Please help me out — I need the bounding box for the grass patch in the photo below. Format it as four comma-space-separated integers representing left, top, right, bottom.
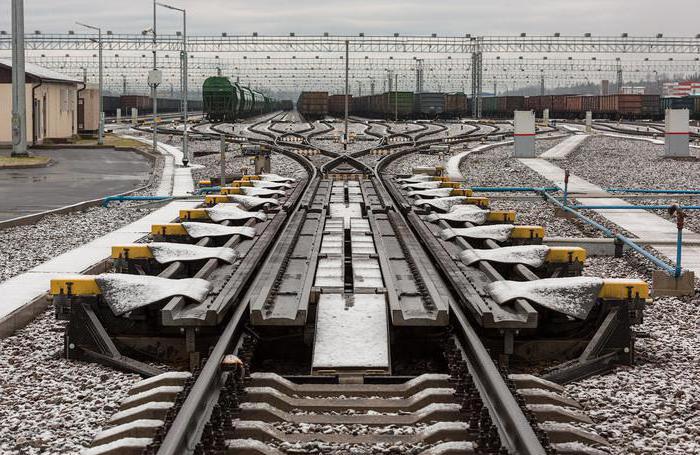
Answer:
0, 156, 51, 168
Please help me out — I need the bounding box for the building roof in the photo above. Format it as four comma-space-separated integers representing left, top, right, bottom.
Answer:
0, 58, 82, 84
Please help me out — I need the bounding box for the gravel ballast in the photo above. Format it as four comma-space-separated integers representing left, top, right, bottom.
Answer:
567, 253, 700, 455
561, 135, 700, 190
0, 306, 140, 454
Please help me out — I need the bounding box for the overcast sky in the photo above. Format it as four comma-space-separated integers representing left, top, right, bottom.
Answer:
1, 0, 698, 36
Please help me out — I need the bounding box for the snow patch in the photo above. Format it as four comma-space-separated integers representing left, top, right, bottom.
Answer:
240, 187, 287, 198
414, 196, 469, 212
95, 273, 212, 316
441, 224, 515, 242
426, 205, 489, 225
260, 173, 295, 183
400, 181, 442, 190
148, 242, 237, 264
407, 188, 455, 199
229, 194, 280, 210
486, 276, 604, 320
251, 179, 292, 189
396, 174, 435, 184
460, 245, 550, 267
206, 204, 267, 223
312, 294, 389, 369
181, 222, 257, 239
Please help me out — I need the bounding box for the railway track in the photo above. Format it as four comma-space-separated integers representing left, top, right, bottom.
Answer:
63, 116, 642, 455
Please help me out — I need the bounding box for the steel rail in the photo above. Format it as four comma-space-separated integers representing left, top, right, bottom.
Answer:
155, 117, 319, 455
370, 127, 547, 455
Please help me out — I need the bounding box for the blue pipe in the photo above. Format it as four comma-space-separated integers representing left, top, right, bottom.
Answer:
102, 196, 173, 207
469, 186, 560, 193
676, 227, 683, 278
573, 205, 700, 210
541, 191, 677, 275
606, 188, 700, 195
197, 186, 222, 194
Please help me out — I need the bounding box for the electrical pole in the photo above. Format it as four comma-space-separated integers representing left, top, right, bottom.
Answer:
11, 0, 28, 157
395, 72, 398, 122
540, 71, 545, 97
77, 21, 103, 145
344, 40, 349, 151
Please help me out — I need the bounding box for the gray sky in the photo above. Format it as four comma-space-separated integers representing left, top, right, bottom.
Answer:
1, 0, 699, 36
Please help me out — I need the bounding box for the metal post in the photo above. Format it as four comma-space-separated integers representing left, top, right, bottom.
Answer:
394, 73, 398, 122
675, 211, 684, 278
98, 28, 104, 145
344, 40, 349, 151
563, 170, 570, 206
540, 71, 545, 97
11, 0, 28, 157
152, 0, 158, 156
182, 9, 188, 166
77, 21, 103, 145
220, 134, 227, 187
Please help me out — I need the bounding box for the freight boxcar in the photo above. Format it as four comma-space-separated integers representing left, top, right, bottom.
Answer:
297, 91, 329, 119
565, 96, 584, 118
581, 96, 600, 116
328, 94, 352, 116
382, 92, 414, 118
600, 95, 661, 119
551, 95, 570, 116
121, 95, 152, 115
102, 95, 121, 117
481, 97, 498, 117
414, 92, 445, 117
444, 93, 468, 117
523, 96, 542, 114
662, 96, 695, 111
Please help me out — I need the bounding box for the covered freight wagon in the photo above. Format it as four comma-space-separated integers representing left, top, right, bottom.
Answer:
203, 77, 243, 122
203, 76, 276, 121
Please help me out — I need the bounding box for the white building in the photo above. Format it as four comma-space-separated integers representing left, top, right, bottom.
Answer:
0, 59, 82, 145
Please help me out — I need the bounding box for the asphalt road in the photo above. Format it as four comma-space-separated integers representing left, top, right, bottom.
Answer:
0, 148, 151, 222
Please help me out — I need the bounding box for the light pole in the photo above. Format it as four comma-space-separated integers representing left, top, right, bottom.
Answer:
76, 21, 104, 145
11, 0, 28, 157
156, 2, 188, 166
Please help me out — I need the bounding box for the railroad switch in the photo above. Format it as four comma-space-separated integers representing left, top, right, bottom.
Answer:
179, 209, 211, 221
486, 210, 517, 224
508, 225, 545, 245
542, 247, 586, 278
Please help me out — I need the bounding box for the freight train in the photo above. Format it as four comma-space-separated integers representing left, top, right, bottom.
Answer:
303, 90, 700, 121
102, 95, 204, 117
203, 77, 283, 122
481, 94, 700, 120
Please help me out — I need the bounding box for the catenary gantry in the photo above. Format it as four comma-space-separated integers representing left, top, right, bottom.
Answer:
1, 34, 699, 53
